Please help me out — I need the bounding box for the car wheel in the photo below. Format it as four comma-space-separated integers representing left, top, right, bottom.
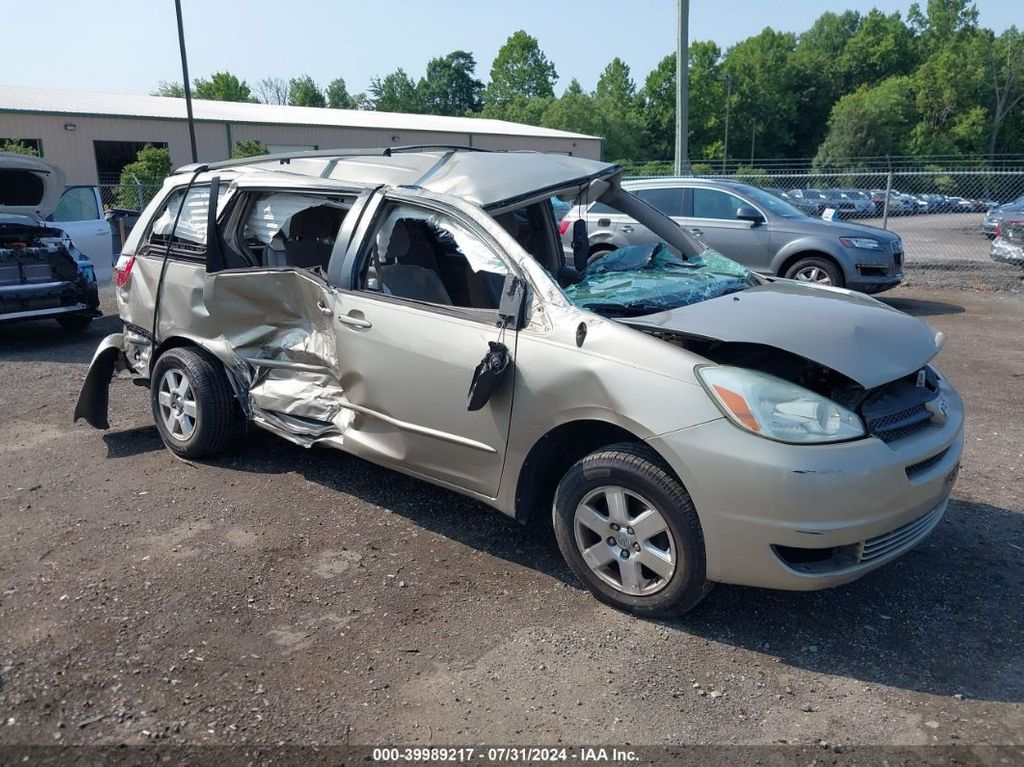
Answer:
587, 244, 616, 263
784, 256, 843, 287
553, 442, 711, 617
56, 314, 93, 330
150, 347, 243, 459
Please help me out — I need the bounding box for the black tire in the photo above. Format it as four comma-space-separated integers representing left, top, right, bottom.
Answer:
552, 442, 711, 617
150, 347, 243, 459
783, 256, 844, 288
587, 244, 616, 263
56, 314, 93, 330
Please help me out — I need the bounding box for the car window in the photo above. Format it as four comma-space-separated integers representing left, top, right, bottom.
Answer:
238, 191, 350, 270
588, 201, 618, 215
692, 189, 746, 220
634, 187, 684, 217
149, 185, 214, 253
359, 204, 508, 312
50, 187, 100, 222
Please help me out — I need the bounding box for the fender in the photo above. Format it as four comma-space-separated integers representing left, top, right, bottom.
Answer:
769, 236, 846, 276
73, 333, 126, 429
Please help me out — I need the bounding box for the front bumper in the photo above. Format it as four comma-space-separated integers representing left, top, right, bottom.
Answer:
0, 280, 100, 322
648, 379, 964, 591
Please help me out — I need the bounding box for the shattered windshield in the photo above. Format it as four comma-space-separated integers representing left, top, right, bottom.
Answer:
563, 242, 756, 318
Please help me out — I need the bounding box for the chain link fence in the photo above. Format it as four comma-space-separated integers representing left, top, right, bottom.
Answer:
619, 163, 1024, 292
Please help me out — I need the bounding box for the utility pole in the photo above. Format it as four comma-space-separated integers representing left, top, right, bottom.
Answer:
750, 122, 756, 165
722, 73, 732, 172
175, 0, 198, 163
674, 0, 689, 176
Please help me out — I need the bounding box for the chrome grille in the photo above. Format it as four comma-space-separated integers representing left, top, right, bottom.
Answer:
859, 503, 945, 563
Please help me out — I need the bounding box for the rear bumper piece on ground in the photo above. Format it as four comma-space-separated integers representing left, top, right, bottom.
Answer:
74, 333, 126, 429
648, 379, 964, 591
0, 280, 100, 322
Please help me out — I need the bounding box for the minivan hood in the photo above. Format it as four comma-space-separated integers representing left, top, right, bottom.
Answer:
627, 282, 939, 389
0, 152, 65, 218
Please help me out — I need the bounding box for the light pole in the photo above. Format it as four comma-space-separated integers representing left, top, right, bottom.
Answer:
174, 0, 198, 163
750, 121, 757, 165
674, 0, 689, 175
721, 73, 732, 172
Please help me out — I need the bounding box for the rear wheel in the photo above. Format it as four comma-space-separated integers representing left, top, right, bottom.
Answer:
56, 314, 93, 330
553, 443, 710, 617
150, 347, 243, 459
784, 256, 843, 287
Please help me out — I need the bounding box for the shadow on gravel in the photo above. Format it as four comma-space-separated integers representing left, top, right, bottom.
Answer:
671, 498, 1024, 703
195, 429, 1023, 703
0, 314, 119, 364
880, 296, 965, 317
208, 430, 570, 582
103, 425, 164, 458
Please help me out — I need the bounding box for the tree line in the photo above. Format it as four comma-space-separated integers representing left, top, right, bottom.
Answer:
152, 0, 1021, 168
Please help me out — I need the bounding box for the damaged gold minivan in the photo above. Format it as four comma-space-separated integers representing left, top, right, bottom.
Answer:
76, 147, 963, 616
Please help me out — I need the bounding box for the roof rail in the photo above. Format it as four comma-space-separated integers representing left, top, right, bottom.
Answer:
172, 144, 491, 176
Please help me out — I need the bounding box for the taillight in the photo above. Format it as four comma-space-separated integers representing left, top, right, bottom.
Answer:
994, 223, 1002, 237
558, 219, 572, 236
114, 254, 135, 288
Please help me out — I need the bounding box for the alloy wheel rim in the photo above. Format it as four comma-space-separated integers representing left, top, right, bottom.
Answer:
794, 266, 833, 285
157, 369, 197, 442
573, 485, 676, 596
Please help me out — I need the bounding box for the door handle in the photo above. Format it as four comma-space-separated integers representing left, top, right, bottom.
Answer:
620, 225, 634, 233
688, 228, 704, 237
316, 300, 333, 317
337, 312, 372, 329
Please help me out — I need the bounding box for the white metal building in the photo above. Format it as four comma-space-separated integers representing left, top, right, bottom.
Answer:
0, 85, 602, 185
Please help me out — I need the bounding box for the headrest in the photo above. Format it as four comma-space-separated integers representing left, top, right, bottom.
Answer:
380, 218, 411, 263
289, 205, 337, 239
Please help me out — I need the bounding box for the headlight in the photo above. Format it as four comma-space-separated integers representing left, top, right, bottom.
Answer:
696, 366, 866, 444
839, 236, 882, 250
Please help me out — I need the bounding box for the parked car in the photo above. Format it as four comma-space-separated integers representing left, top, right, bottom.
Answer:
825, 189, 875, 218
990, 218, 1024, 267
1, 153, 100, 328
982, 198, 1024, 237
563, 178, 904, 293
762, 187, 817, 217
46, 184, 113, 265
75, 147, 962, 617
785, 188, 828, 217
869, 189, 909, 216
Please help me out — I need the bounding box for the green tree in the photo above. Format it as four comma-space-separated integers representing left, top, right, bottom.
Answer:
1, 139, 39, 155
908, 0, 979, 42
910, 34, 989, 155
483, 31, 557, 118
687, 41, 726, 161
637, 53, 676, 161
192, 72, 256, 102
541, 79, 601, 137
722, 28, 801, 159
231, 138, 269, 158
152, 81, 185, 97
838, 10, 917, 90
986, 26, 1024, 159
115, 145, 171, 209
418, 51, 483, 116
288, 75, 326, 107
369, 69, 424, 113
326, 77, 355, 109
814, 76, 918, 167
593, 58, 643, 161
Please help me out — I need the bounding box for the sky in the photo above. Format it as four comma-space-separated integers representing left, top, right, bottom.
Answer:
2, 0, 1018, 98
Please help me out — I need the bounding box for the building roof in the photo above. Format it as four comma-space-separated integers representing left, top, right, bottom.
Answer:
0, 85, 599, 141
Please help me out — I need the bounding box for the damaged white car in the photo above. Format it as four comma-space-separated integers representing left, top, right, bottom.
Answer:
75, 147, 963, 616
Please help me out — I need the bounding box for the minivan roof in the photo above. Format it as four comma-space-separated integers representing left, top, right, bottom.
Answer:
179, 147, 620, 210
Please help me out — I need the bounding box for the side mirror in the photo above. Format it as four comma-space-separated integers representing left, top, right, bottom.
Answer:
736, 206, 764, 224
497, 273, 527, 330
571, 218, 589, 271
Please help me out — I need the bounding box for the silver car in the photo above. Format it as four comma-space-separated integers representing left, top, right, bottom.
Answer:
563, 178, 904, 293
75, 148, 963, 617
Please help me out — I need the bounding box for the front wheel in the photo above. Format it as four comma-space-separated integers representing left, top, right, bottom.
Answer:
784, 256, 843, 287
150, 347, 243, 459
553, 443, 710, 617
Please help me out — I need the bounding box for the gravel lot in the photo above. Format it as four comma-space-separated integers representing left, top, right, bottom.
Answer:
1, 285, 1022, 752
